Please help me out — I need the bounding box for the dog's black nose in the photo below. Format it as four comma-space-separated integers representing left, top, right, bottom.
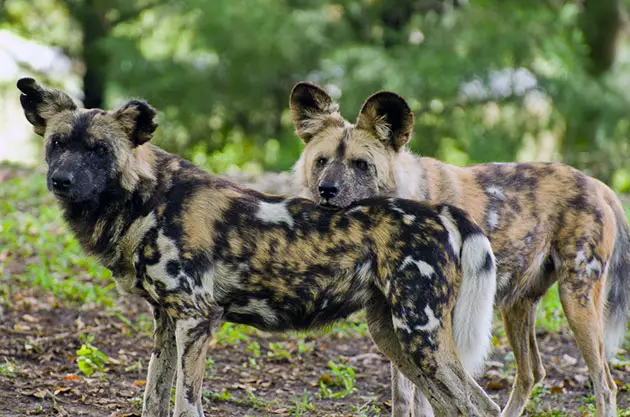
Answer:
51, 171, 75, 191
318, 181, 339, 200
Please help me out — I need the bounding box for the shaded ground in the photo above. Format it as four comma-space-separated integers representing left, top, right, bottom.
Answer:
1, 291, 629, 417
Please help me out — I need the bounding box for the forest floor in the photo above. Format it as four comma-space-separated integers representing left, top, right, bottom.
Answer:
1, 164, 629, 417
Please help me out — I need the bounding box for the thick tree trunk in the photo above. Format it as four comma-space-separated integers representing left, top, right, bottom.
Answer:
580, 0, 620, 77
78, 4, 109, 109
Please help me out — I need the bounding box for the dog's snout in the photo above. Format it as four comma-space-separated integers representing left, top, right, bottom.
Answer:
51, 171, 75, 192
318, 180, 339, 200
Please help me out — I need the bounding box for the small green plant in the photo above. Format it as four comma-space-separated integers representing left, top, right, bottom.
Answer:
246, 341, 261, 357
76, 334, 108, 377
214, 322, 252, 345
204, 389, 233, 402
267, 342, 291, 361
0, 359, 18, 377
291, 389, 314, 416
578, 394, 596, 415
351, 401, 382, 417
318, 359, 356, 399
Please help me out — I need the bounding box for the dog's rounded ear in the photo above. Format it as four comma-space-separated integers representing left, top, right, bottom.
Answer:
17, 77, 77, 137
289, 82, 340, 143
355, 91, 414, 151
114, 99, 158, 147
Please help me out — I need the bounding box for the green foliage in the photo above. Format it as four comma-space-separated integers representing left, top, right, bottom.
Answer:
536, 283, 568, 333
0, 170, 115, 307
4, 0, 630, 179
318, 359, 356, 399
76, 334, 109, 377
291, 389, 315, 417
0, 359, 19, 378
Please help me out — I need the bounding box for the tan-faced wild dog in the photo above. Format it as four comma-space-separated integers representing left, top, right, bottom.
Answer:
17, 77, 502, 417
291, 82, 630, 417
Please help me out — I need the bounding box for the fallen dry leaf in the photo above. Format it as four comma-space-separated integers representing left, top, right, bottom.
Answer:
22, 314, 40, 323
550, 385, 564, 394
486, 379, 505, 390
64, 374, 81, 381
132, 380, 146, 387
54, 386, 72, 395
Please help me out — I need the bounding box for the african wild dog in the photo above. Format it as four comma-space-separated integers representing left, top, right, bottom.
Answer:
291, 82, 630, 417
17, 77, 501, 417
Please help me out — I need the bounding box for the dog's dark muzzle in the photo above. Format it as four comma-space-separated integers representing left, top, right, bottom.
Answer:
50, 170, 76, 198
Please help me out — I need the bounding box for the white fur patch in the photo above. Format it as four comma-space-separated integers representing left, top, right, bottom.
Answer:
438, 207, 462, 257
415, 306, 440, 332
355, 261, 374, 283
498, 272, 512, 290
389, 200, 407, 216
399, 256, 435, 277
453, 233, 497, 377
574, 250, 586, 266
345, 205, 366, 215
586, 258, 602, 278
487, 210, 500, 230
393, 151, 421, 200
146, 233, 181, 291
256, 200, 295, 228
392, 315, 413, 334
486, 186, 505, 200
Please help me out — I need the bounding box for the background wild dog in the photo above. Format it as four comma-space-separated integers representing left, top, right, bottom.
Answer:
17, 77, 501, 417
291, 82, 630, 417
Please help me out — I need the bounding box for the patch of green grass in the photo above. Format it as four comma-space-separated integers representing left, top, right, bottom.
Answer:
536, 283, 568, 333
203, 389, 282, 413
350, 400, 382, 416
329, 312, 369, 338
578, 394, 596, 415
291, 389, 315, 417
214, 322, 258, 345
267, 342, 292, 362
524, 385, 574, 416
0, 170, 115, 307
318, 359, 356, 399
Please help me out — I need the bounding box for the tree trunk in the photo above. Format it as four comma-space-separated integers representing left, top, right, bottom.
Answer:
78, 3, 109, 109
580, 0, 620, 77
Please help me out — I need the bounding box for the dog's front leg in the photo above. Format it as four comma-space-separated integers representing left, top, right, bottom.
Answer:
173, 309, 223, 417
142, 308, 177, 417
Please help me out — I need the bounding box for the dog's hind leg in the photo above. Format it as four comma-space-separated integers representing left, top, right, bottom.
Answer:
173, 309, 223, 417
559, 277, 616, 417
365, 294, 499, 417
143, 308, 178, 417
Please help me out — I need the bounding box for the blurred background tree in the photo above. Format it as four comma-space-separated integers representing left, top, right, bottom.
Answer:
2, 0, 630, 191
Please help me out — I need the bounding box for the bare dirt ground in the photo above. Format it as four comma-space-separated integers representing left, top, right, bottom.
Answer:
0, 291, 629, 417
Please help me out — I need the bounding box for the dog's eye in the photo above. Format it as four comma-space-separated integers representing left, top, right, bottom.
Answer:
51, 138, 63, 150
94, 144, 107, 154
316, 157, 328, 167
352, 159, 369, 171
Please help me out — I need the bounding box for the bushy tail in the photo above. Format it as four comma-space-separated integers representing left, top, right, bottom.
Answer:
446, 207, 498, 377
604, 199, 630, 360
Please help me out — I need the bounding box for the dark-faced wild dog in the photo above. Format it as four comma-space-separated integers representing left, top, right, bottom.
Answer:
17, 77, 501, 417
291, 82, 630, 417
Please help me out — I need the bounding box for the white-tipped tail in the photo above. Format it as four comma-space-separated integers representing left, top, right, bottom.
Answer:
453, 233, 497, 377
